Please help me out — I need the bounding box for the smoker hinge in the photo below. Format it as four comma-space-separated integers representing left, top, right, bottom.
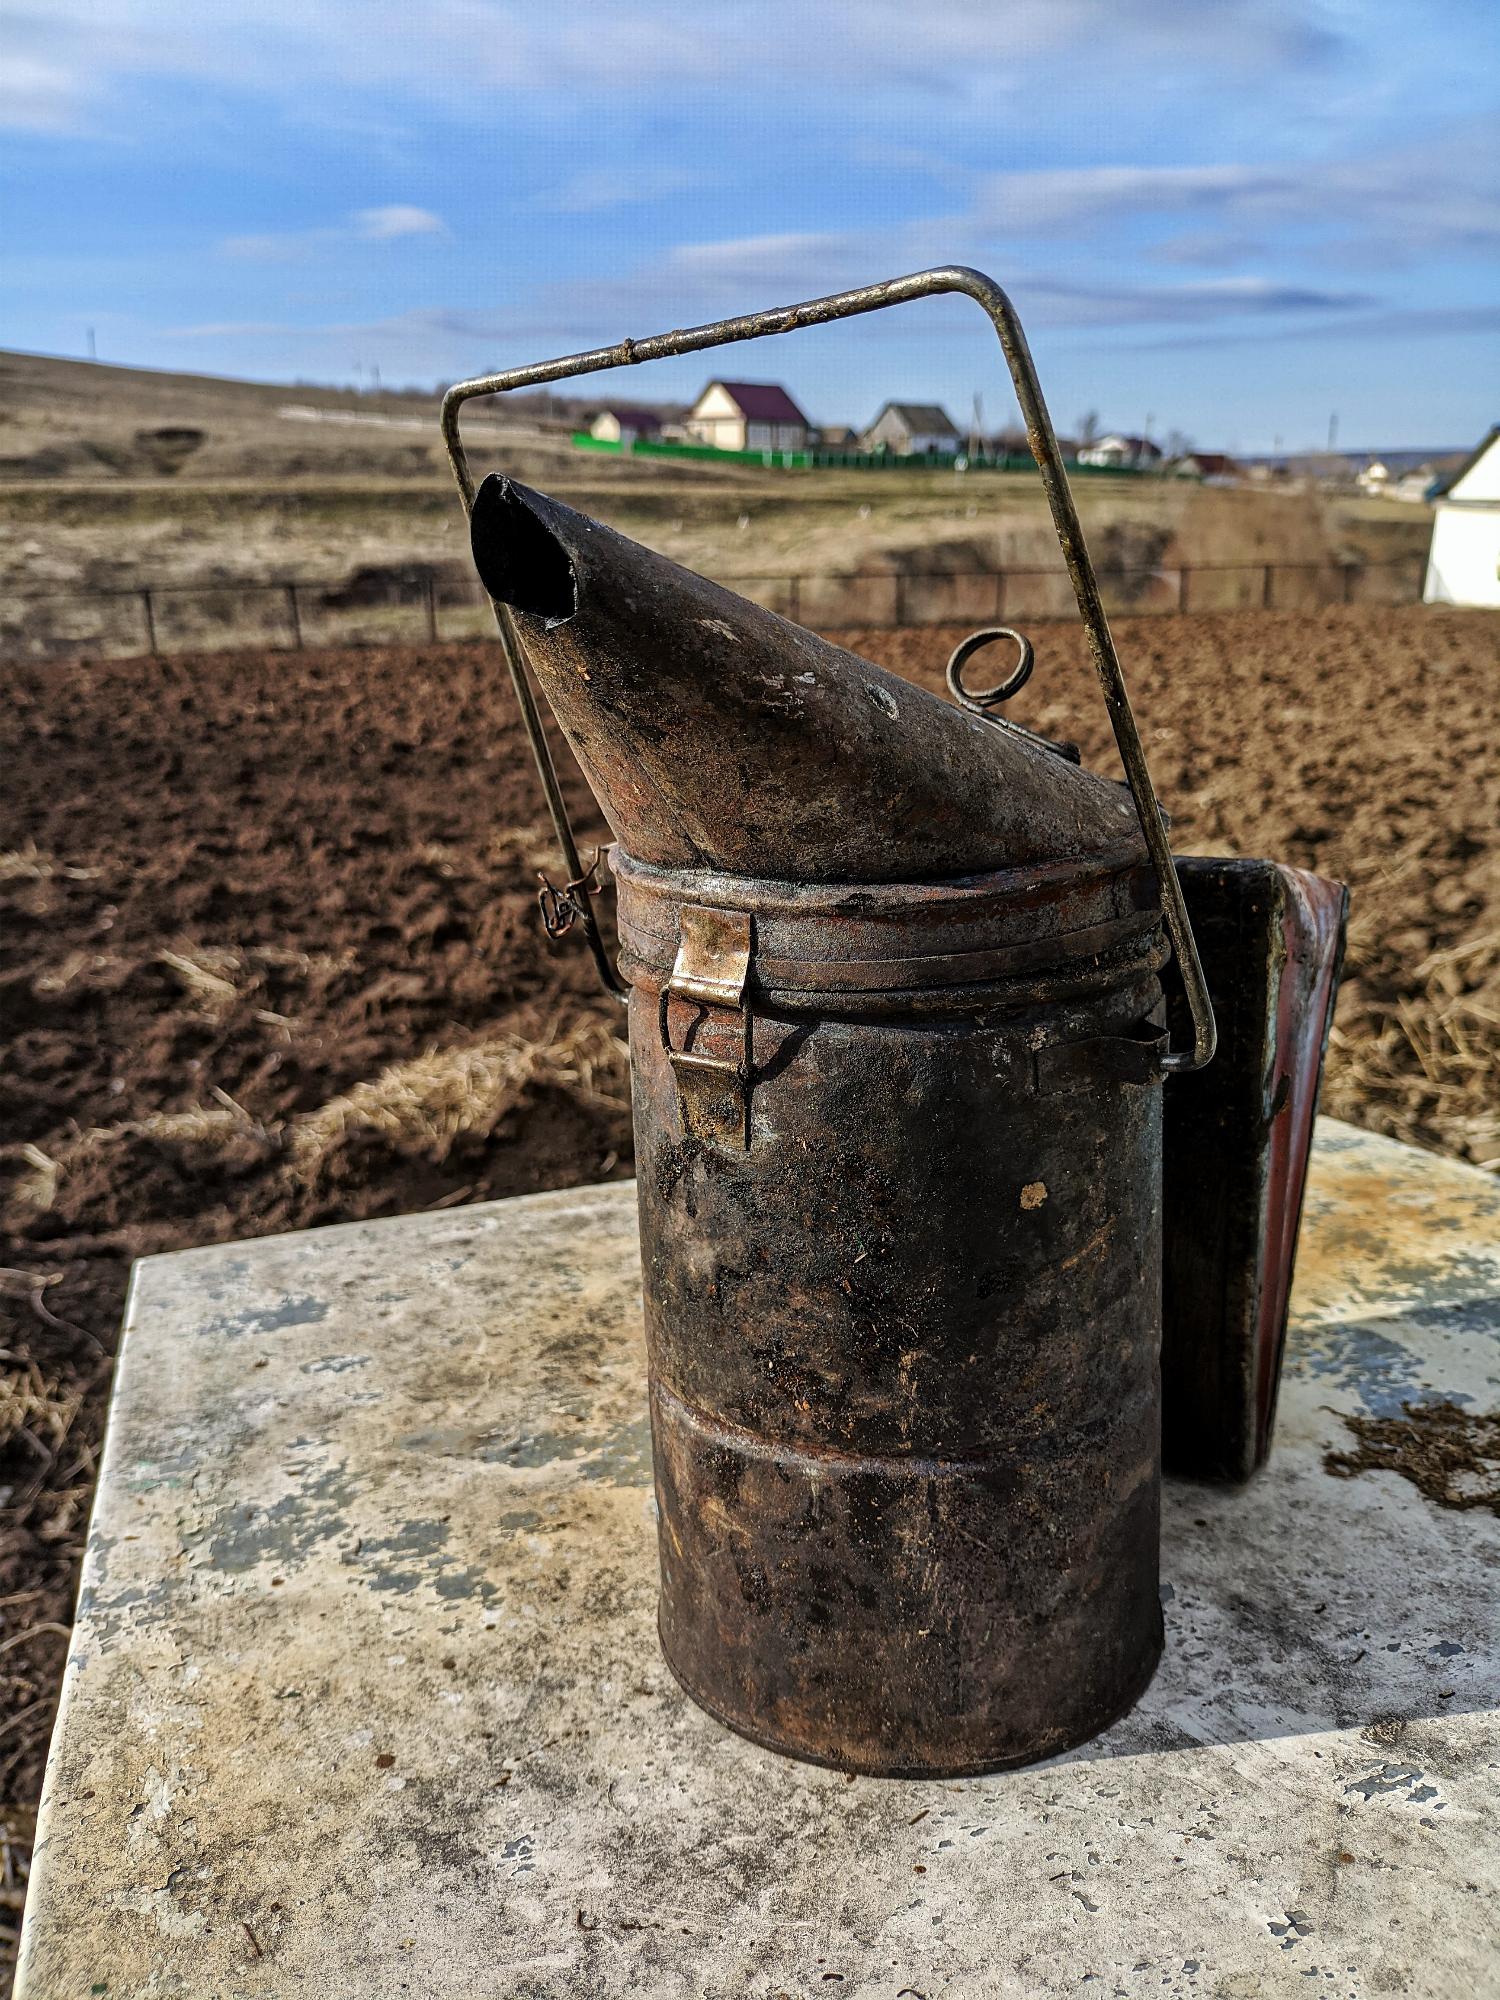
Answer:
659, 904, 753, 1148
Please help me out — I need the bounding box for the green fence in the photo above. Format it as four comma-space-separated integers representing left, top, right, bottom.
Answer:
571, 433, 812, 469
570, 433, 1146, 476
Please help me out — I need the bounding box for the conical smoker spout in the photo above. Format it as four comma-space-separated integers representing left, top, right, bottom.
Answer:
472, 475, 1145, 884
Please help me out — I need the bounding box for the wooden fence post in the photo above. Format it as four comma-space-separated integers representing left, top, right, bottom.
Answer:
1263, 565, 1274, 610
285, 584, 303, 650
1178, 568, 1190, 614
424, 570, 439, 642
140, 589, 159, 656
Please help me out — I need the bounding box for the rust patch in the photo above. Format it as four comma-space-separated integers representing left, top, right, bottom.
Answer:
1324, 1399, 1500, 1514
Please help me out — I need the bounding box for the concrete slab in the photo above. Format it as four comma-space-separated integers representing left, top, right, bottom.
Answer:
17, 1119, 1500, 1999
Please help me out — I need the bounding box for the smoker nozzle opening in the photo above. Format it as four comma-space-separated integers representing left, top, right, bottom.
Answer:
471, 475, 578, 628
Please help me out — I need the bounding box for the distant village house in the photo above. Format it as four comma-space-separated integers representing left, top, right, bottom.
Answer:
861, 402, 962, 457
1168, 452, 1241, 484
686, 381, 810, 453
589, 405, 664, 447
1357, 457, 1391, 495
1424, 426, 1500, 607
1359, 456, 1438, 504
1077, 433, 1163, 469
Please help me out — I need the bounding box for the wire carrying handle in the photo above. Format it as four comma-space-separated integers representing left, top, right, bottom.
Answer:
440, 265, 1216, 1072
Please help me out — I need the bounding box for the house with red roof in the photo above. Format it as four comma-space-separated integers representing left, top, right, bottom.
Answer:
589, 404, 665, 447
686, 380, 811, 453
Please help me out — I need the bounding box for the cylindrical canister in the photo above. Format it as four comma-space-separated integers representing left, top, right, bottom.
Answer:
467, 475, 1177, 1775
616, 845, 1168, 1776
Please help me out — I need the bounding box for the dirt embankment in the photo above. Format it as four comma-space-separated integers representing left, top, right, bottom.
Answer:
1, 604, 1496, 1960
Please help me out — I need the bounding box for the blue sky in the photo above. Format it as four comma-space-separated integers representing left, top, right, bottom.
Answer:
4, 0, 1497, 450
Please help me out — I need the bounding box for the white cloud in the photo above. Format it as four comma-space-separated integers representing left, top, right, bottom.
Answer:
405, 228, 1373, 350
536, 166, 709, 215
0, 0, 1344, 136
975, 166, 1295, 236
0, 52, 86, 132
220, 207, 446, 261
164, 319, 291, 337
971, 148, 1500, 262
1132, 301, 1500, 351
355, 204, 445, 241
220, 233, 306, 263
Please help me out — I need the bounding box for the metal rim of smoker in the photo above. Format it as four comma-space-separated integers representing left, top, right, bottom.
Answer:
612, 843, 1169, 1016
439, 264, 1217, 1076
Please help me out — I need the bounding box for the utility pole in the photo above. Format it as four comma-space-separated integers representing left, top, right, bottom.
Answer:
971, 391, 984, 462
86, 326, 96, 362
1327, 411, 1339, 455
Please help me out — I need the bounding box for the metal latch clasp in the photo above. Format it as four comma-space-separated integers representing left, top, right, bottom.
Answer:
659, 904, 753, 1147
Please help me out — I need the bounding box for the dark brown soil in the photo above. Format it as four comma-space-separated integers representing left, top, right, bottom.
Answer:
1325, 1401, 1500, 1512
1, 603, 1496, 1966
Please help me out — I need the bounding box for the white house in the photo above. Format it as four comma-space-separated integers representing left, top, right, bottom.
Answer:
1077, 434, 1163, 469
860, 402, 962, 456
1424, 427, 1500, 606
685, 381, 810, 453
589, 405, 664, 447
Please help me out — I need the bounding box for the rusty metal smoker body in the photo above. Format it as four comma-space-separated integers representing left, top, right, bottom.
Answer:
618, 854, 1168, 1773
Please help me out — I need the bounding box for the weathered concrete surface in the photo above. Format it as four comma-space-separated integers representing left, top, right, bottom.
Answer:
17, 1119, 1500, 1999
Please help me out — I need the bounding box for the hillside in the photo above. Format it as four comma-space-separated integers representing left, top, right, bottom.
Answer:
0, 347, 1433, 655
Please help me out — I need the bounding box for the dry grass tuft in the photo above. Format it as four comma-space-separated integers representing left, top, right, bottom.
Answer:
156, 945, 241, 1014
249, 943, 359, 978
3, 1019, 631, 1227
0, 843, 101, 886
2, 1098, 268, 1217
1325, 872, 1500, 1172
29, 951, 121, 999
0, 1809, 33, 1957
287, 1018, 630, 1172
3, 1148, 61, 1215
0, 1360, 87, 1470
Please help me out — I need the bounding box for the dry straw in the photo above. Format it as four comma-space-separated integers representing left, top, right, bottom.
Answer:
287, 1019, 630, 1171
4, 1019, 632, 1217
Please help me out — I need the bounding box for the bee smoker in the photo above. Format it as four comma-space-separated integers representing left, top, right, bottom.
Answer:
440, 269, 1337, 1775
